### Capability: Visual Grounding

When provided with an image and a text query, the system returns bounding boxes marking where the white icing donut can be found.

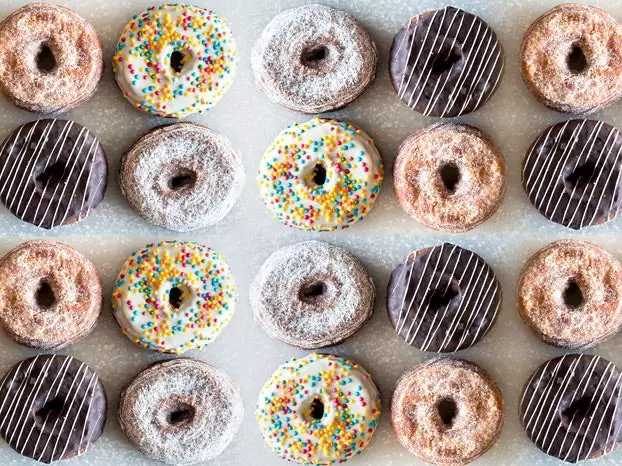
[112,4,238,118]
[258,118,384,231]
[112,241,236,354]
[256,352,381,464]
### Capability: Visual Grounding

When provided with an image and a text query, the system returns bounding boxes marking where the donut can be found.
[520,354,622,462]
[387,243,501,352]
[389,6,504,117]
[0,354,107,463]
[120,123,245,232]
[393,122,506,232]
[392,358,504,464]
[251,4,377,114]
[250,241,375,349]
[0,119,108,229]
[256,352,381,464]
[518,240,622,349]
[520,4,622,114]
[119,358,243,465]
[258,118,383,231]
[0,3,103,114]
[522,119,622,230]
[0,240,102,350]
[113,4,238,118]
[112,240,237,354]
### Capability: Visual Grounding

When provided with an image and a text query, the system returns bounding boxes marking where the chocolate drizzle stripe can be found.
[523,119,622,229]
[389,243,500,352]
[0,356,38,433]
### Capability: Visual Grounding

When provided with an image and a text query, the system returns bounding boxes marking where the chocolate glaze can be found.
[520,354,622,462]
[389,6,504,117]
[387,243,501,352]
[0,354,107,463]
[522,119,622,229]
[0,119,108,229]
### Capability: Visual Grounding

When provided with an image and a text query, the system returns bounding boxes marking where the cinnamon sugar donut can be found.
[120,123,245,232]
[0,3,103,114]
[250,241,375,349]
[520,4,622,114]
[252,4,377,114]
[0,240,102,350]
[392,358,504,465]
[518,240,622,349]
[119,358,243,465]
[393,122,506,232]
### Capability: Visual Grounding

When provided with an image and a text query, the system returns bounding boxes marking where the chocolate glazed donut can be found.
[522,119,622,229]
[0,354,107,464]
[0,119,108,229]
[520,354,622,462]
[387,243,501,352]
[390,6,504,117]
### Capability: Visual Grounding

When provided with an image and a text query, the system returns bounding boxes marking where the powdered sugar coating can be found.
[120,123,245,232]
[250,241,375,349]
[251,4,377,114]
[119,358,243,465]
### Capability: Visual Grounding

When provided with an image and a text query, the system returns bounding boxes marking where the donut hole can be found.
[563,280,584,309]
[567,44,589,74]
[35,162,66,188]
[301,45,329,68]
[168,287,184,309]
[170,50,186,73]
[35,280,56,309]
[427,282,460,312]
[299,280,327,304]
[35,397,64,424]
[564,161,595,193]
[561,396,591,427]
[168,170,197,192]
[436,397,458,428]
[36,43,57,73]
[304,396,325,422]
[166,403,196,427]
[307,162,328,188]
[432,43,463,74]
[439,163,461,193]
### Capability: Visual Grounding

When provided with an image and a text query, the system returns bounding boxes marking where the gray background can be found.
[0,0,619,464]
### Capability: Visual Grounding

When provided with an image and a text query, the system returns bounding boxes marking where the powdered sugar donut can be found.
[119,358,243,465]
[112,241,237,354]
[256,352,381,464]
[258,118,383,231]
[113,4,238,118]
[120,123,245,232]
[250,241,375,349]
[252,4,377,113]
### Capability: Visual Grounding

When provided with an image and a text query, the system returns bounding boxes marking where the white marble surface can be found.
[0,0,621,465]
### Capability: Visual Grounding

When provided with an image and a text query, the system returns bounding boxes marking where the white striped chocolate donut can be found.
[0,354,107,463]
[0,240,102,350]
[0,3,103,114]
[0,119,108,229]
[389,6,504,117]
[252,4,377,113]
[113,4,238,118]
[387,243,501,352]
[250,241,375,349]
[119,358,243,465]
[120,123,245,232]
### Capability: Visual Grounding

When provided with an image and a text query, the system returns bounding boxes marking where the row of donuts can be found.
[3,114,620,233]
[1,3,619,120]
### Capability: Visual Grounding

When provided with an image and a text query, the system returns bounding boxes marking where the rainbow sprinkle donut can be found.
[256,352,381,464]
[112,240,236,353]
[258,118,384,231]
[112,4,238,118]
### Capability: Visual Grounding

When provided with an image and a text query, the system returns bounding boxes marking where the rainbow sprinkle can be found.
[111,240,236,354]
[256,353,382,464]
[112,4,238,118]
[258,118,384,231]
